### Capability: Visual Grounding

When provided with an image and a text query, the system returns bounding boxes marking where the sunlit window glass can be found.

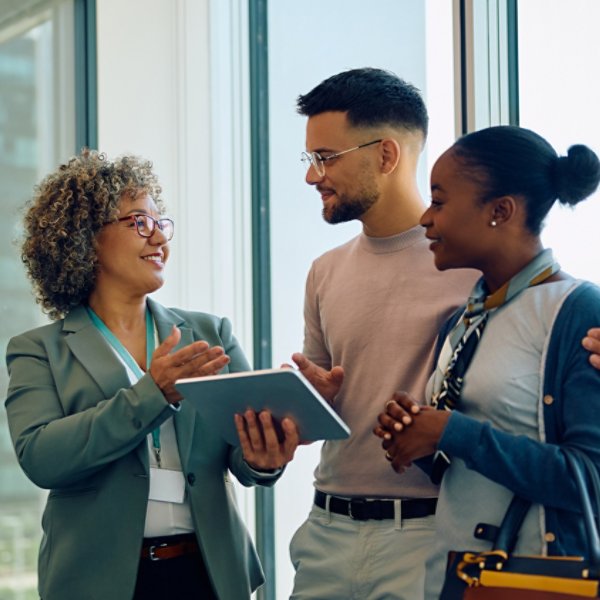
[0,3,75,597]
[518,0,600,283]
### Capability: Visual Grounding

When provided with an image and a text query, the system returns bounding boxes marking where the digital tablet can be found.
[175,368,350,446]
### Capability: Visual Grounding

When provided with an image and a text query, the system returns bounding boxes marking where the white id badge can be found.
[148,467,186,503]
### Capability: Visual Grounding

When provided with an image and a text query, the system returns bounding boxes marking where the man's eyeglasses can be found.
[301,139,382,177]
[117,214,175,241]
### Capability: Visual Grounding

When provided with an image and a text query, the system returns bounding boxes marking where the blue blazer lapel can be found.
[147,299,197,469]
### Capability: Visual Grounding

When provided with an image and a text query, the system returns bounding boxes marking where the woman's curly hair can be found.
[21,148,165,320]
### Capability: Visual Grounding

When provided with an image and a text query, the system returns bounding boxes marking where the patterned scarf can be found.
[429,249,560,484]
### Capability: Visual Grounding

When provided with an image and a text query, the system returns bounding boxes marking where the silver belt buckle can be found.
[149,542,168,561]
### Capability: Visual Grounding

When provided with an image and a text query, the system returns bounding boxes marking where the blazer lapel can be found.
[64,306,150,471]
[147,299,197,469]
[64,306,132,399]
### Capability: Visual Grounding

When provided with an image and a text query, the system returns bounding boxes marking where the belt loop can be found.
[394,499,402,530]
[325,493,332,524]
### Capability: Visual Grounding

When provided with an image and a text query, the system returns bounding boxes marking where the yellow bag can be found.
[440,449,600,599]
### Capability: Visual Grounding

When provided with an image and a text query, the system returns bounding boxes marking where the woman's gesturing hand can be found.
[150,326,231,404]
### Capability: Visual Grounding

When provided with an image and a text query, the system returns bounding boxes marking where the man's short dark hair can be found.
[297,67,428,139]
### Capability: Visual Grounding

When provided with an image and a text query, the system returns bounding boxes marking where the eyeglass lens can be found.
[301,152,324,177]
[134,215,174,240]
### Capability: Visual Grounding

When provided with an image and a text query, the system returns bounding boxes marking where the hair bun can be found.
[554,144,600,206]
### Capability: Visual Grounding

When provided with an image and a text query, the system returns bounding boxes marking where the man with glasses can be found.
[288,68,478,600]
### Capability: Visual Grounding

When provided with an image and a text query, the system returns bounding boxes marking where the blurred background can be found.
[0,1,599,598]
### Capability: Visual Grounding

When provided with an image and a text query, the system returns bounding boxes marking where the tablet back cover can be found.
[175,369,350,445]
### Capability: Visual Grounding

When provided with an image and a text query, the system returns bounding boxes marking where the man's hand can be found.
[235,410,300,471]
[288,352,343,403]
[582,328,600,369]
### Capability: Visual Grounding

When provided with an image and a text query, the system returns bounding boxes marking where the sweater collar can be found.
[358,224,425,254]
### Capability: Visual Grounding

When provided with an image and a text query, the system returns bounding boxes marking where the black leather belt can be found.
[314,490,437,521]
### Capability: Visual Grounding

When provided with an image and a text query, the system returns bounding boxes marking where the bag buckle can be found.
[456,550,508,586]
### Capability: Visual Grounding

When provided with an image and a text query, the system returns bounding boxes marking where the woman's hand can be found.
[235,410,300,471]
[373,391,422,440]
[373,391,450,474]
[149,326,231,404]
[381,409,449,473]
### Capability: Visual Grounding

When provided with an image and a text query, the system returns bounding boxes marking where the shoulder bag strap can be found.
[564,448,600,572]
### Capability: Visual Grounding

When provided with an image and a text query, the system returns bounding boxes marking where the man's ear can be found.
[380,138,401,174]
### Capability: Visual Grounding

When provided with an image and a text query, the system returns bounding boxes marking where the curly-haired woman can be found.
[5,149,299,600]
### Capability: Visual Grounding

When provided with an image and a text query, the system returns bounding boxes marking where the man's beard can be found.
[323,194,376,223]
[322,178,379,224]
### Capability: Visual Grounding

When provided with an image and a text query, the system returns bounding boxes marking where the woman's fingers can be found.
[150,337,230,403]
[390,391,421,415]
[176,346,229,377]
[152,325,181,358]
[281,418,300,460]
[236,411,300,470]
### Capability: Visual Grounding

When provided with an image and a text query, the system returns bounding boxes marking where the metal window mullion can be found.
[74,0,97,151]
[248,1,275,600]
[454,0,517,134]
[506,0,520,125]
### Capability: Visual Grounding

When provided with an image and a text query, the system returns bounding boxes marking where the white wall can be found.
[97,0,209,309]
[96,0,253,329]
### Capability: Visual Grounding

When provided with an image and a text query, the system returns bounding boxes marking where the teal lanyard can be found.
[86,306,162,467]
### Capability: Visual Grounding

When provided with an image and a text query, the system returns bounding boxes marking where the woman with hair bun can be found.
[374,125,600,598]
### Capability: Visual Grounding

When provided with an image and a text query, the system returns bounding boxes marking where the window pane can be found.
[518,0,600,283]
[0,5,75,597]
